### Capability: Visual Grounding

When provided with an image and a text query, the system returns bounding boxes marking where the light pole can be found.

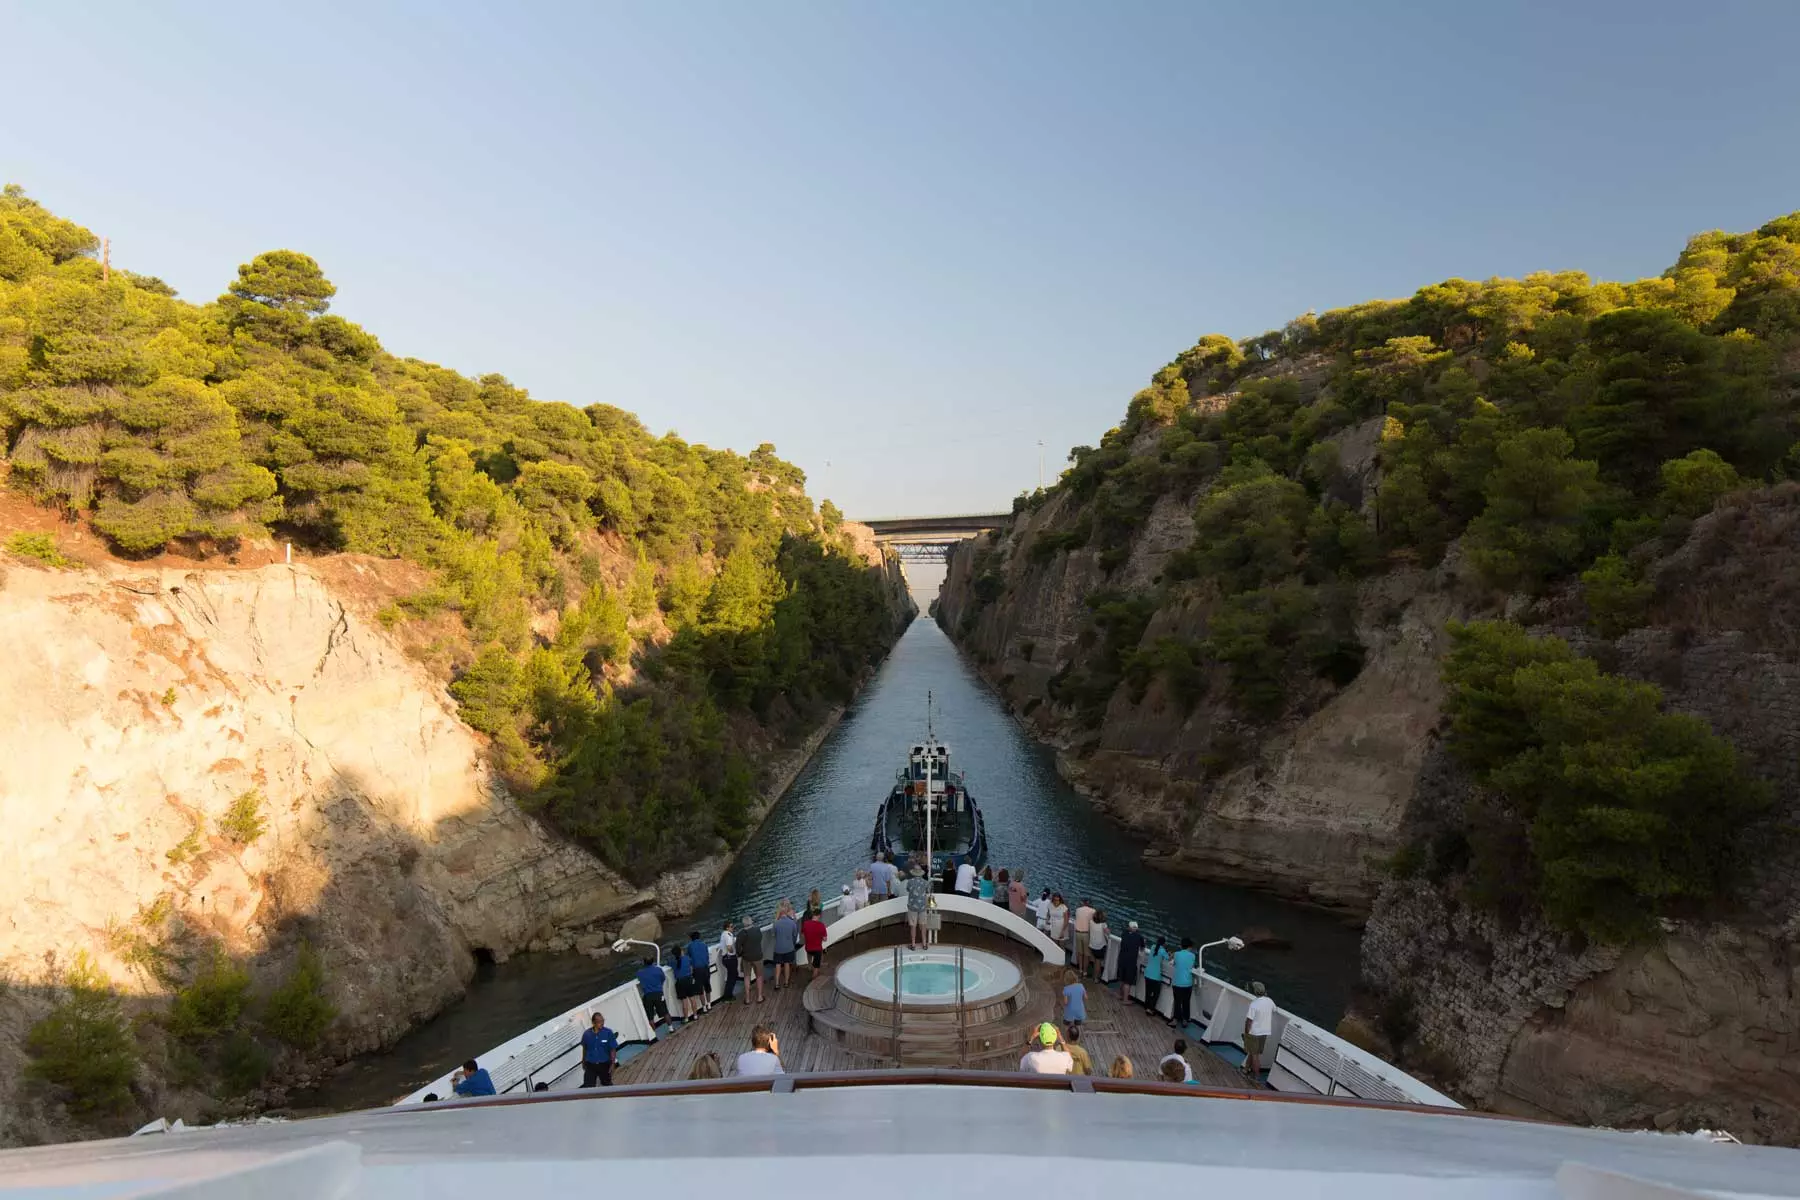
[612,938,661,966]
[1197,935,1245,982]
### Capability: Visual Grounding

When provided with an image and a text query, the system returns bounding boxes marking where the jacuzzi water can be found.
[873,961,977,997]
[835,947,1021,1007]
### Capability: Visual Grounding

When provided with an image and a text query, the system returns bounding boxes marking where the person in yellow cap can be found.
[1018,1021,1074,1074]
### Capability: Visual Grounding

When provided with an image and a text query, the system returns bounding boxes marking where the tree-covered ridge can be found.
[0,185,905,884]
[978,209,1800,940]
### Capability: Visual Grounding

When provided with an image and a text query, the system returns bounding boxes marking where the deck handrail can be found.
[397,893,1455,1109]
[388,1066,1526,1125]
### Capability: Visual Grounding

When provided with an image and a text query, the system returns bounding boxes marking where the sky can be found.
[5,1,1800,520]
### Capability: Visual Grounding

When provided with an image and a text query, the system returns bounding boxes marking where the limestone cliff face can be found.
[1360,491,1800,1143]
[0,559,645,1137]
[938,415,1446,913]
[940,440,1800,1140]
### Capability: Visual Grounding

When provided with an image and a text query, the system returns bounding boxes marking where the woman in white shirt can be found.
[1046,893,1070,944]
[850,870,870,910]
[735,1024,784,1077]
[1086,911,1109,981]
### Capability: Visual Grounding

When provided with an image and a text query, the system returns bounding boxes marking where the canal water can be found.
[300,587,1361,1111]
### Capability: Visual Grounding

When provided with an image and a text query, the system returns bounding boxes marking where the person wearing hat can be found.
[1019,1022,1074,1074]
[839,883,860,916]
[904,864,932,950]
[1116,919,1144,1004]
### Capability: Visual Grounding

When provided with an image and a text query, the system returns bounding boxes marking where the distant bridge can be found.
[856,512,1010,561]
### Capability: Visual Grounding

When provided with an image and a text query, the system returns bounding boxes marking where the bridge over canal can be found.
[856,512,1011,560]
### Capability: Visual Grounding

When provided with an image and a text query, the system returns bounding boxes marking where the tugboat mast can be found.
[924,691,934,872]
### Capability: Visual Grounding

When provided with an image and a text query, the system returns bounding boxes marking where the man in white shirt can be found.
[954,859,977,895]
[1243,981,1277,1082]
[735,1024,784,1077]
[1019,1023,1074,1074]
[839,884,860,915]
[1030,890,1051,931]
[1160,1038,1195,1083]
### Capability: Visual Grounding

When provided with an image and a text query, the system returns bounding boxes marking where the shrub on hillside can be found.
[167,950,252,1043]
[25,952,137,1114]
[263,943,337,1050]
[1443,621,1768,941]
[3,531,73,567]
[216,790,266,845]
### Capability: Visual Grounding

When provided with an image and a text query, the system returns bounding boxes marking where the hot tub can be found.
[835,947,1021,1009]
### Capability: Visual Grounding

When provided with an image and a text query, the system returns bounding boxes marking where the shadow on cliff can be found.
[1,762,644,1145]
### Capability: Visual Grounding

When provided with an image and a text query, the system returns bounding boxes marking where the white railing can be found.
[396,894,1457,1110]
[1091,930,1458,1108]
[398,898,848,1105]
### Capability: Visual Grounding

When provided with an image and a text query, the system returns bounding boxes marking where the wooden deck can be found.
[612,928,1248,1090]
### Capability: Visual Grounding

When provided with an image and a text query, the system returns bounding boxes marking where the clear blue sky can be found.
[6,1,1798,519]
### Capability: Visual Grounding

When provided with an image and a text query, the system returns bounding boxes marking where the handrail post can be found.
[892,946,902,1067]
[956,945,967,1068]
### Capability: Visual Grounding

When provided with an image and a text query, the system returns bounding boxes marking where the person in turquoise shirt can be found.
[1144,937,1169,1018]
[1169,938,1198,1030]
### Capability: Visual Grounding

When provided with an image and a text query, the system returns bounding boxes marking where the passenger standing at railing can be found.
[1008,871,1030,918]
[977,865,995,901]
[1071,899,1095,974]
[1243,981,1276,1083]
[851,869,871,910]
[804,888,824,921]
[771,905,800,990]
[635,956,670,1026]
[1046,893,1069,946]
[719,921,740,1005]
[736,916,766,1006]
[993,867,1010,905]
[687,931,713,1015]
[1169,938,1198,1030]
[905,864,931,950]
[1032,889,1051,931]
[839,883,860,916]
[1086,910,1109,982]
[672,944,698,1023]
[1116,921,1144,1005]
[1143,938,1168,1019]
[954,858,977,896]
[868,854,898,902]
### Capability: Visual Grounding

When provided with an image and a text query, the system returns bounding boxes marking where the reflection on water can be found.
[300,608,1360,1112]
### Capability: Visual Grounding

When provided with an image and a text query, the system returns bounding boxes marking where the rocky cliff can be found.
[938,408,1448,914]
[1360,489,1800,1143]
[0,535,911,1141]
[0,557,642,1139]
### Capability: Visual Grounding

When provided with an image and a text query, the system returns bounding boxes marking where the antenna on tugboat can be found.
[924,691,934,878]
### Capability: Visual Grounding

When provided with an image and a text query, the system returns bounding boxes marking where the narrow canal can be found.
[300,586,1361,1111]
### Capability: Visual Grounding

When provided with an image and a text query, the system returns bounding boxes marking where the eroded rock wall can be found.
[0,561,645,1137]
[1361,493,1800,1142]
[938,416,1448,913]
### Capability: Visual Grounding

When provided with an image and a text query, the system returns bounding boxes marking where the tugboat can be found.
[870,693,987,873]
